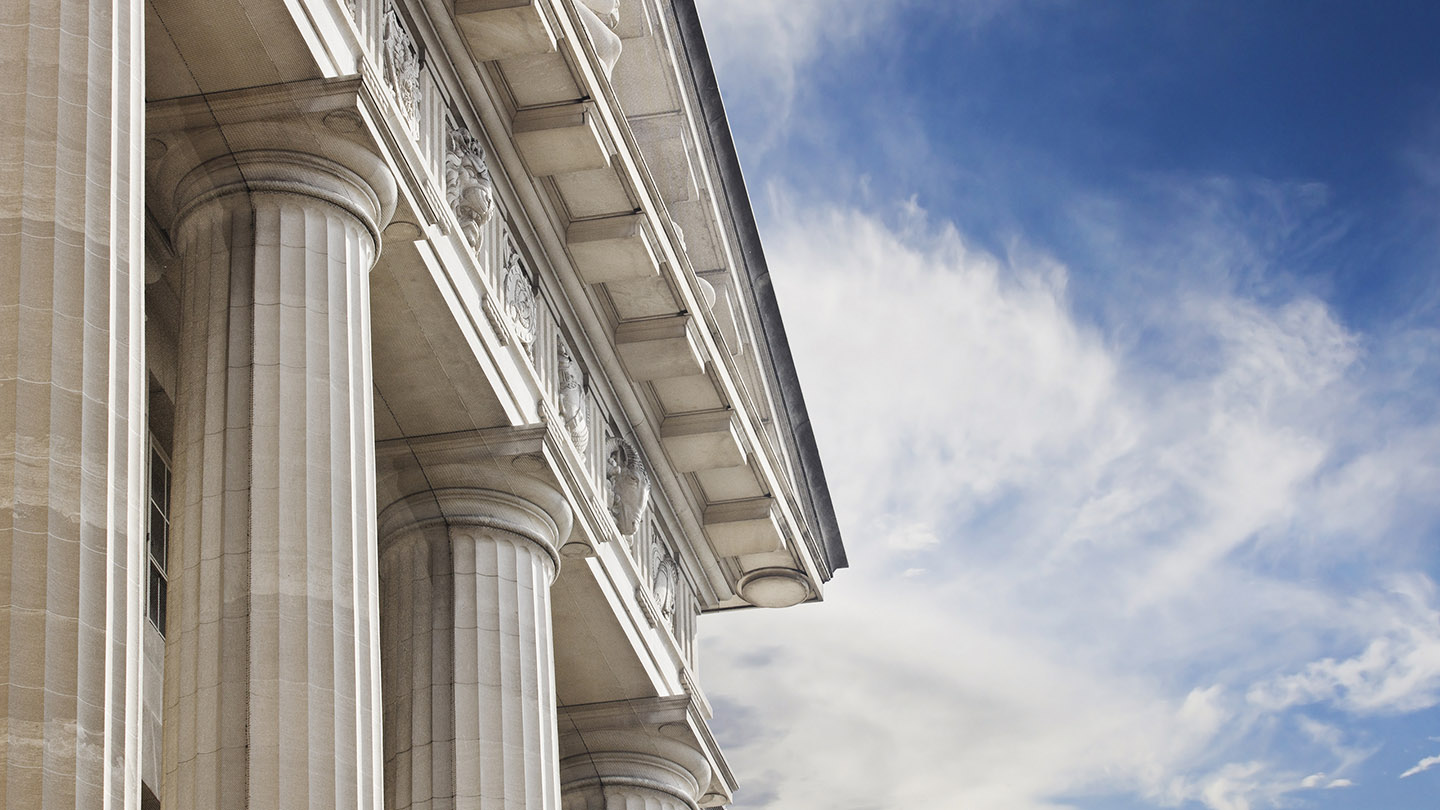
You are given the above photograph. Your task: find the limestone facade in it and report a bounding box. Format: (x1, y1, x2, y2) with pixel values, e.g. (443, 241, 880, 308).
(0, 1, 846, 808)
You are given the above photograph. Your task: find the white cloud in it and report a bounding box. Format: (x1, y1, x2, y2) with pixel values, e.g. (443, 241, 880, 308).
(707, 582, 1228, 810)
(692, 0, 892, 145)
(886, 522, 941, 552)
(693, 0, 1018, 149)
(1247, 577, 1440, 715)
(1400, 754, 1440, 778)
(693, 0, 884, 70)
(699, 189, 1440, 810)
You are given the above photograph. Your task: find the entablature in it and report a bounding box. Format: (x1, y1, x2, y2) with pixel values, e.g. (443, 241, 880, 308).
(269, 0, 843, 607)
(436, 0, 843, 604)
(144, 0, 844, 703)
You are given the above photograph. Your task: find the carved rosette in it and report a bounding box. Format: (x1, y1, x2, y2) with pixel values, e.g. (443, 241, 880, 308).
(382, 4, 421, 129)
(502, 248, 537, 349)
(445, 120, 494, 252)
(606, 437, 649, 537)
(557, 343, 588, 452)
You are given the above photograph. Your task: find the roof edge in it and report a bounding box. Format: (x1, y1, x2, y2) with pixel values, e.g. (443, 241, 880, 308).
(670, 0, 847, 575)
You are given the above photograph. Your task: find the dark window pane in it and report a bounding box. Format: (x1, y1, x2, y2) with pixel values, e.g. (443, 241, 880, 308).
(148, 561, 167, 636)
(150, 448, 165, 506)
(155, 570, 167, 635)
(148, 503, 165, 562)
(147, 566, 160, 629)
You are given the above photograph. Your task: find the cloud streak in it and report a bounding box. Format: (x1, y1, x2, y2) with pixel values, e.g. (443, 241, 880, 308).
(692, 0, 1018, 155)
(1400, 754, 1440, 779)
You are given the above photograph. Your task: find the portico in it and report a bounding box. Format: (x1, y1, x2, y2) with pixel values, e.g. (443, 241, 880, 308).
(0, 1, 845, 808)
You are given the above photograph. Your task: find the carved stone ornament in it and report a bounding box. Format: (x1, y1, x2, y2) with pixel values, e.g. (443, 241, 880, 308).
(502, 249, 537, 348)
(557, 343, 588, 452)
(382, 4, 421, 128)
(581, 0, 621, 30)
(650, 541, 678, 621)
(606, 437, 649, 537)
(576, 0, 622, 79)
(445, 121, 494, 252)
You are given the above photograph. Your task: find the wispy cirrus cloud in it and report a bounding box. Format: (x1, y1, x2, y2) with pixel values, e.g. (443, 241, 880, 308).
(1247, 577, 1440, 716)
(700, 181, 1440, 810)
(1400, 753, 1440, 779)
(691, 0, 896, 153)
(692, 0, 1016, 154)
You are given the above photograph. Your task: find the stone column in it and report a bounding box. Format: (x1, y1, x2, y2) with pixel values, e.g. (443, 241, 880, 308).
(559, 729, 713, 810)
(160, 145, 395, 810)
(0, 0, 147, 807)
(378, 453, 572, 810)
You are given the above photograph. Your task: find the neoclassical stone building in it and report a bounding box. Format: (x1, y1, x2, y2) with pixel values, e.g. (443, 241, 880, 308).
(0, 1, 846, 808)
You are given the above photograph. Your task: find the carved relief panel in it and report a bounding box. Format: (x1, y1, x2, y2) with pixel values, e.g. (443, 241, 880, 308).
(381, 3, 421, 129)
(445, 119, 495, 253)
(649, 537, 678, 621)
(501, 246, 537, 350)
(557, 343, 588, 452)
(606, 436, 649, 537)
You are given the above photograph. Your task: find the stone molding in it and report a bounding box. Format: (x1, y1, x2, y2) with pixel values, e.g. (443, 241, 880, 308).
(558, 696, 733, 808)
(737, 566, 812, 609)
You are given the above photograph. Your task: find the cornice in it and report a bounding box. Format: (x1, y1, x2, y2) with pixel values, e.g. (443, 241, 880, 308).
(669, 0, 847, 575)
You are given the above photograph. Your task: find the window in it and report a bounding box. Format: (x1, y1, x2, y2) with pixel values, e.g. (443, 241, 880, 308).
(146, 440, 171, 636)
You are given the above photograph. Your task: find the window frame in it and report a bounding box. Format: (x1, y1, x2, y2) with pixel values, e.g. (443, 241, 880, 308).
(146, 437, 171, 636)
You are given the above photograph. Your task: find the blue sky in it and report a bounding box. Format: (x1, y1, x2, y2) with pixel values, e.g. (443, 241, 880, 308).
(690, 2, 1440, 809)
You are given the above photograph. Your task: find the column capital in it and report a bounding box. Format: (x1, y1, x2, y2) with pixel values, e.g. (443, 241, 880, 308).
(376, 426, 575, 575)
(170, 148, 393, 249)
(559, 698, 730, 809)
(148, 76, 399, 246)
(560, 735, 710, 810)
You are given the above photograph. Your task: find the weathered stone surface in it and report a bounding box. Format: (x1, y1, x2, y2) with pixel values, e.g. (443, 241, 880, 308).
(378, 451, 573, 810)
(0, 1, 146, 807)
(161, 143, 394, 810)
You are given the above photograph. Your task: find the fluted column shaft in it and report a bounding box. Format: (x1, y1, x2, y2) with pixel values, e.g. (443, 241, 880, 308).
(163, 150, 390, 810)
(0, 0, 146, 807)
(380, 482, 570, 810)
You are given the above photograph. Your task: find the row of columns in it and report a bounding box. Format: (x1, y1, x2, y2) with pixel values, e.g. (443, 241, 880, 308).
(2, 29, 715, 805)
